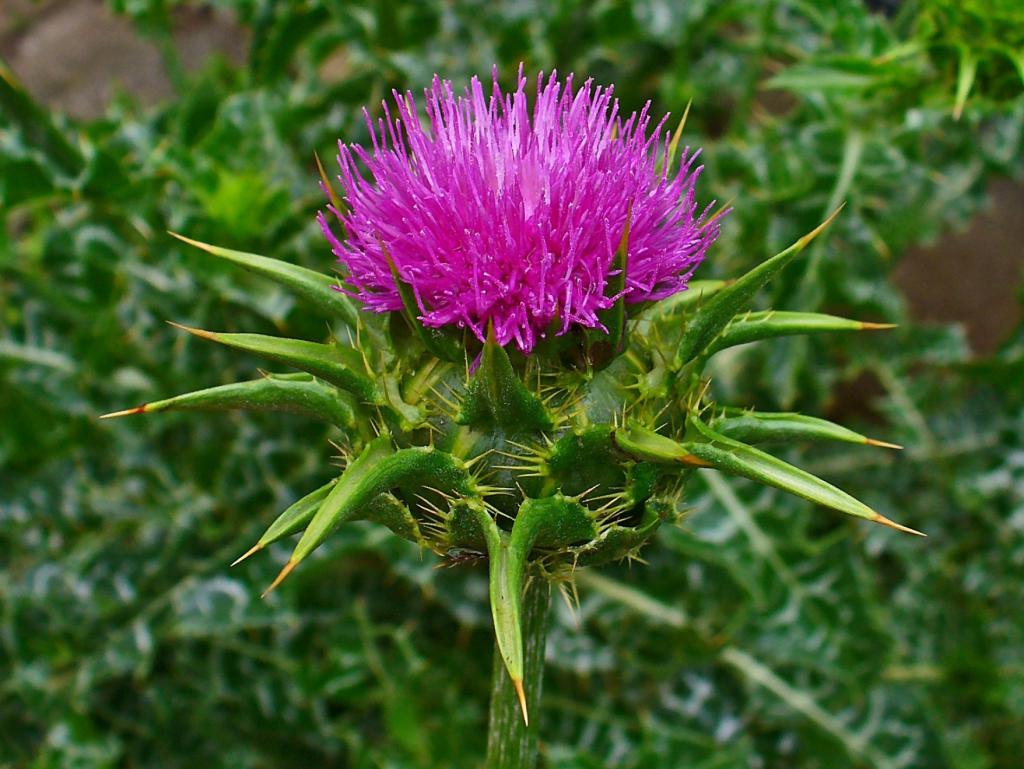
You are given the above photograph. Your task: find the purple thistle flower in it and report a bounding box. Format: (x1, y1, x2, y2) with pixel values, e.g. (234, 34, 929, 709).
(319, 67, 722, 353)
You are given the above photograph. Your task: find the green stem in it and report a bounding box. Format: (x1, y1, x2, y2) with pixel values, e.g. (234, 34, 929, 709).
(485, 577, 551, 769)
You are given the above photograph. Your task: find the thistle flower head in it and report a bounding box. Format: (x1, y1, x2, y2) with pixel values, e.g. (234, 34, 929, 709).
(117, 66, 915, 737)
(319, 67, 721, 352)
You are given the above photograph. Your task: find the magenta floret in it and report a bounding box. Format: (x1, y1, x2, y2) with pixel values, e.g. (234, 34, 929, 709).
(319, 67, 722, 353)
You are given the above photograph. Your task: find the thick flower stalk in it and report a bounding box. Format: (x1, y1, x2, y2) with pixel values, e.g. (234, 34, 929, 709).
(105, 69, 922, 768)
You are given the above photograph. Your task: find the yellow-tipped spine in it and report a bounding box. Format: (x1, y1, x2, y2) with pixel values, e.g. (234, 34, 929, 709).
(871, 513, 926, 537)
(262, 560, 296, 598)
(99, 405, 147, 419)
(864, 438, 904, 450)
(513, 678, 529, 726)
(231, 543, 263, 568)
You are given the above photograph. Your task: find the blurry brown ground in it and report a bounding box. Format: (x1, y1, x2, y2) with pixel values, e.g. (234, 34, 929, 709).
(2, 0, 1021, 355)
(0, 0, 245, 116)
(895, 179, 1023, 355)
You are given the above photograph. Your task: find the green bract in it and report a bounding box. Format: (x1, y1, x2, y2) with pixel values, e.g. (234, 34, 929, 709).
(105, 209, 921, 723)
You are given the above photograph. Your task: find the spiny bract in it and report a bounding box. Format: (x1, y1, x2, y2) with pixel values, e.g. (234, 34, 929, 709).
(105, 70, 922, 724)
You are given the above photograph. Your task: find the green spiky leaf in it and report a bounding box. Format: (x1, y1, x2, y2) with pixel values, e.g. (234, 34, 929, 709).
(712, 408, 902, 448)
(686, 418, 923, 535)
(702, 311, 894, 359)
(614, 423, 710, 466)
(101, 372, 355, 427)
(674, 209, 842, 366)
(238, 484, 425, 570)
(484, 495, 596, 698)
(479, 514, 524, 691)
(233, 479, 339, 565)
(169, 233, 360, 326)
(274, 439, 474, 585)
(615, 421, 921, 534)
(459, 328, 553, 434)
(172, 324, 379, 404)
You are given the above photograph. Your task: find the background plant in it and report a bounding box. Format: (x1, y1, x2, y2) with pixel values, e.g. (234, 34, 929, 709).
(1, 1, 1022, 767)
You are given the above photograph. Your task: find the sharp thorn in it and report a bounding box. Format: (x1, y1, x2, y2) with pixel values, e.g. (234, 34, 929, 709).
(796, 203, 845, 249)
(231, 543, 263, 567)
(513, 678, 529, 726)
(167, 231, 213, 252)
(166, 321, 216, 340)
(864, 438, 904, 450)
(261, 560, 296, 598)
(859, 322, 897, 330)
(99, 405, 147, 419)
(871, 512, 926, 537)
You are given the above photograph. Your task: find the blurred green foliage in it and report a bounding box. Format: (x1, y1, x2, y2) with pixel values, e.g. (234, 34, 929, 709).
(2, 1, 1022, 767)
